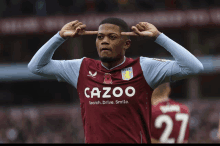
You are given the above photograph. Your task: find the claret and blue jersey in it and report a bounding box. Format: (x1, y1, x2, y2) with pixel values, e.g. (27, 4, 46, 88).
(77, 57, 153, 143)
(151, 99, 190, 143)
(28, 31, 203, 143)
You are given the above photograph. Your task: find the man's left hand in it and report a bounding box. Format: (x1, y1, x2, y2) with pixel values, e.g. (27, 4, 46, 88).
(131, 22, 161, 40)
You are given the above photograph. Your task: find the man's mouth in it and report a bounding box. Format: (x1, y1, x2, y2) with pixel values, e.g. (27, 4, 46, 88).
(101, 48, 111, 52)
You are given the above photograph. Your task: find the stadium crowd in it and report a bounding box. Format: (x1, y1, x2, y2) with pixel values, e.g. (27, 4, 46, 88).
(186, 100, 220, 143)
(1, 0, 220, 18)
(0, 105, 84, 143)
(0, 100, 218, 143)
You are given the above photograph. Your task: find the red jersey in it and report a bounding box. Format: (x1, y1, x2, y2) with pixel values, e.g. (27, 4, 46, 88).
(77, 57, 153, 143)
(151, 99, 190, 143)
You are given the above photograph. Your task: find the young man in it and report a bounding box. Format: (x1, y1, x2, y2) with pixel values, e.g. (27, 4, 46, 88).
(151, 83, 190, 143)
(28, 18, 203, 143)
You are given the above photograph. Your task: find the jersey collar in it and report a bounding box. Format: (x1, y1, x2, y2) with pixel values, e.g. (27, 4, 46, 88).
(101, 56, 126, 71)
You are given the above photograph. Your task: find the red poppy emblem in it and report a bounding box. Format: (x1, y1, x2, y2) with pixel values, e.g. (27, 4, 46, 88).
(103, 73, 112, 84)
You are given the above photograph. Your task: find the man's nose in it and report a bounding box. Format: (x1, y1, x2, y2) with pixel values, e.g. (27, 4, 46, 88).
(101, 37, 109, 44)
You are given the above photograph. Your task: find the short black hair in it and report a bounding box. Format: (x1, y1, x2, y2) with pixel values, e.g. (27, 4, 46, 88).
(99, 17, 130, 33)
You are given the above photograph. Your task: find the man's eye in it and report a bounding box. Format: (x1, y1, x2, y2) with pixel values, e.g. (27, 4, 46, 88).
(98, 36, 103, 39)
(110, 36, 116, 39)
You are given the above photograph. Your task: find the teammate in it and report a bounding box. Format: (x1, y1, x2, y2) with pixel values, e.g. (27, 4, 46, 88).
(28, 18, 203, 143)
(151, 83, 190, 143)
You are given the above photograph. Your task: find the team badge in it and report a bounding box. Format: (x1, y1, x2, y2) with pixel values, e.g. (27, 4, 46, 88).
(104, 73, 112, 84)
(121, 67, 133, 81)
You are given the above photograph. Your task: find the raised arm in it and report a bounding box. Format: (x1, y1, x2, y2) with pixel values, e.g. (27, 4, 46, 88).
(28, 20, 86, 88)
(132, 22, 204, 89)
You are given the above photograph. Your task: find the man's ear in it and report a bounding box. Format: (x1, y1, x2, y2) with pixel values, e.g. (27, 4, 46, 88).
(124, 39, 131, 50)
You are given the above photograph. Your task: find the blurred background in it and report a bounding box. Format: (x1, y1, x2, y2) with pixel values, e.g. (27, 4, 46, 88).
(0, 0, 220, 143)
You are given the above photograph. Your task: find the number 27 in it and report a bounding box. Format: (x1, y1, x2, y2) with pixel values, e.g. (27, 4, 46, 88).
(155, 113, 189, 143)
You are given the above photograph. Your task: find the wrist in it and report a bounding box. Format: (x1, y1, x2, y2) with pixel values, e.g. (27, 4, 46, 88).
(59, 31, 63, 37)
(153, 31, 161, 41)
(59, 31, 63, 38)
(155, 31, 161, 39)
(59, 31, 67, 39)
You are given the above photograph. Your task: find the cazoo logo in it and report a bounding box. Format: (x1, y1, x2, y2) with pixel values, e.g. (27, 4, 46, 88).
(84, 86, 136, 98)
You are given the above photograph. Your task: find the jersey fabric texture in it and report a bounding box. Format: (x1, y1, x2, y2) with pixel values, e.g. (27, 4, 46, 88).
(151, 99, 190, 143)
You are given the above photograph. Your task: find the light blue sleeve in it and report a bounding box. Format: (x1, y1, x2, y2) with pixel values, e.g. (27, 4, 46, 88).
(28, 32, 84, 88)
(140, 33, 204, 90)
(35, 59, 84, 88)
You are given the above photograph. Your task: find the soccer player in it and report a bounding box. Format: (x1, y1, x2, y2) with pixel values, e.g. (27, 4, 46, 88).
(28, 18, 203, 143)
(151, 83, 190, 143)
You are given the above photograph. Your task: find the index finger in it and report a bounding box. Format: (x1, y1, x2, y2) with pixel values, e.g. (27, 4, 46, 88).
(71, 20, 79, 26)
(140, 22, 148, 27)
(79, 31, 138, 36)
(131, 26, 141, 36)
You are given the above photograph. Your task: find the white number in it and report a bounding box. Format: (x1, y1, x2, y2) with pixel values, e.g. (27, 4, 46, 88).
(154, 113, 189, 143)
(176, 113, 189, 143)
(155, 115, 175, 143)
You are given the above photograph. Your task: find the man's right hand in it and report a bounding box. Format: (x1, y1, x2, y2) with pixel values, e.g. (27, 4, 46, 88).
(59, 20, 86, 39)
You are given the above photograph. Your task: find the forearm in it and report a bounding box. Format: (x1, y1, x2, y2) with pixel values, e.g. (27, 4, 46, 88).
(28, 32, 66, 74)
(155, 33, 204, 75)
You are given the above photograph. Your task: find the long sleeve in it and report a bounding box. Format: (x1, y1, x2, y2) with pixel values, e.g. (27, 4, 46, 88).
(28, 32, 84, 88)
(140, 33, 204, 89)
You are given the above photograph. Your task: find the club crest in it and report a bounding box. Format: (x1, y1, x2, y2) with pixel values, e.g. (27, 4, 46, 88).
(121, 67, 133, 81)
(104, 73, 112, 84)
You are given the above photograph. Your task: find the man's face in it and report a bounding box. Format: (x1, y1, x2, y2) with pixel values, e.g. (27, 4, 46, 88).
(96, 24, 129, 63)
